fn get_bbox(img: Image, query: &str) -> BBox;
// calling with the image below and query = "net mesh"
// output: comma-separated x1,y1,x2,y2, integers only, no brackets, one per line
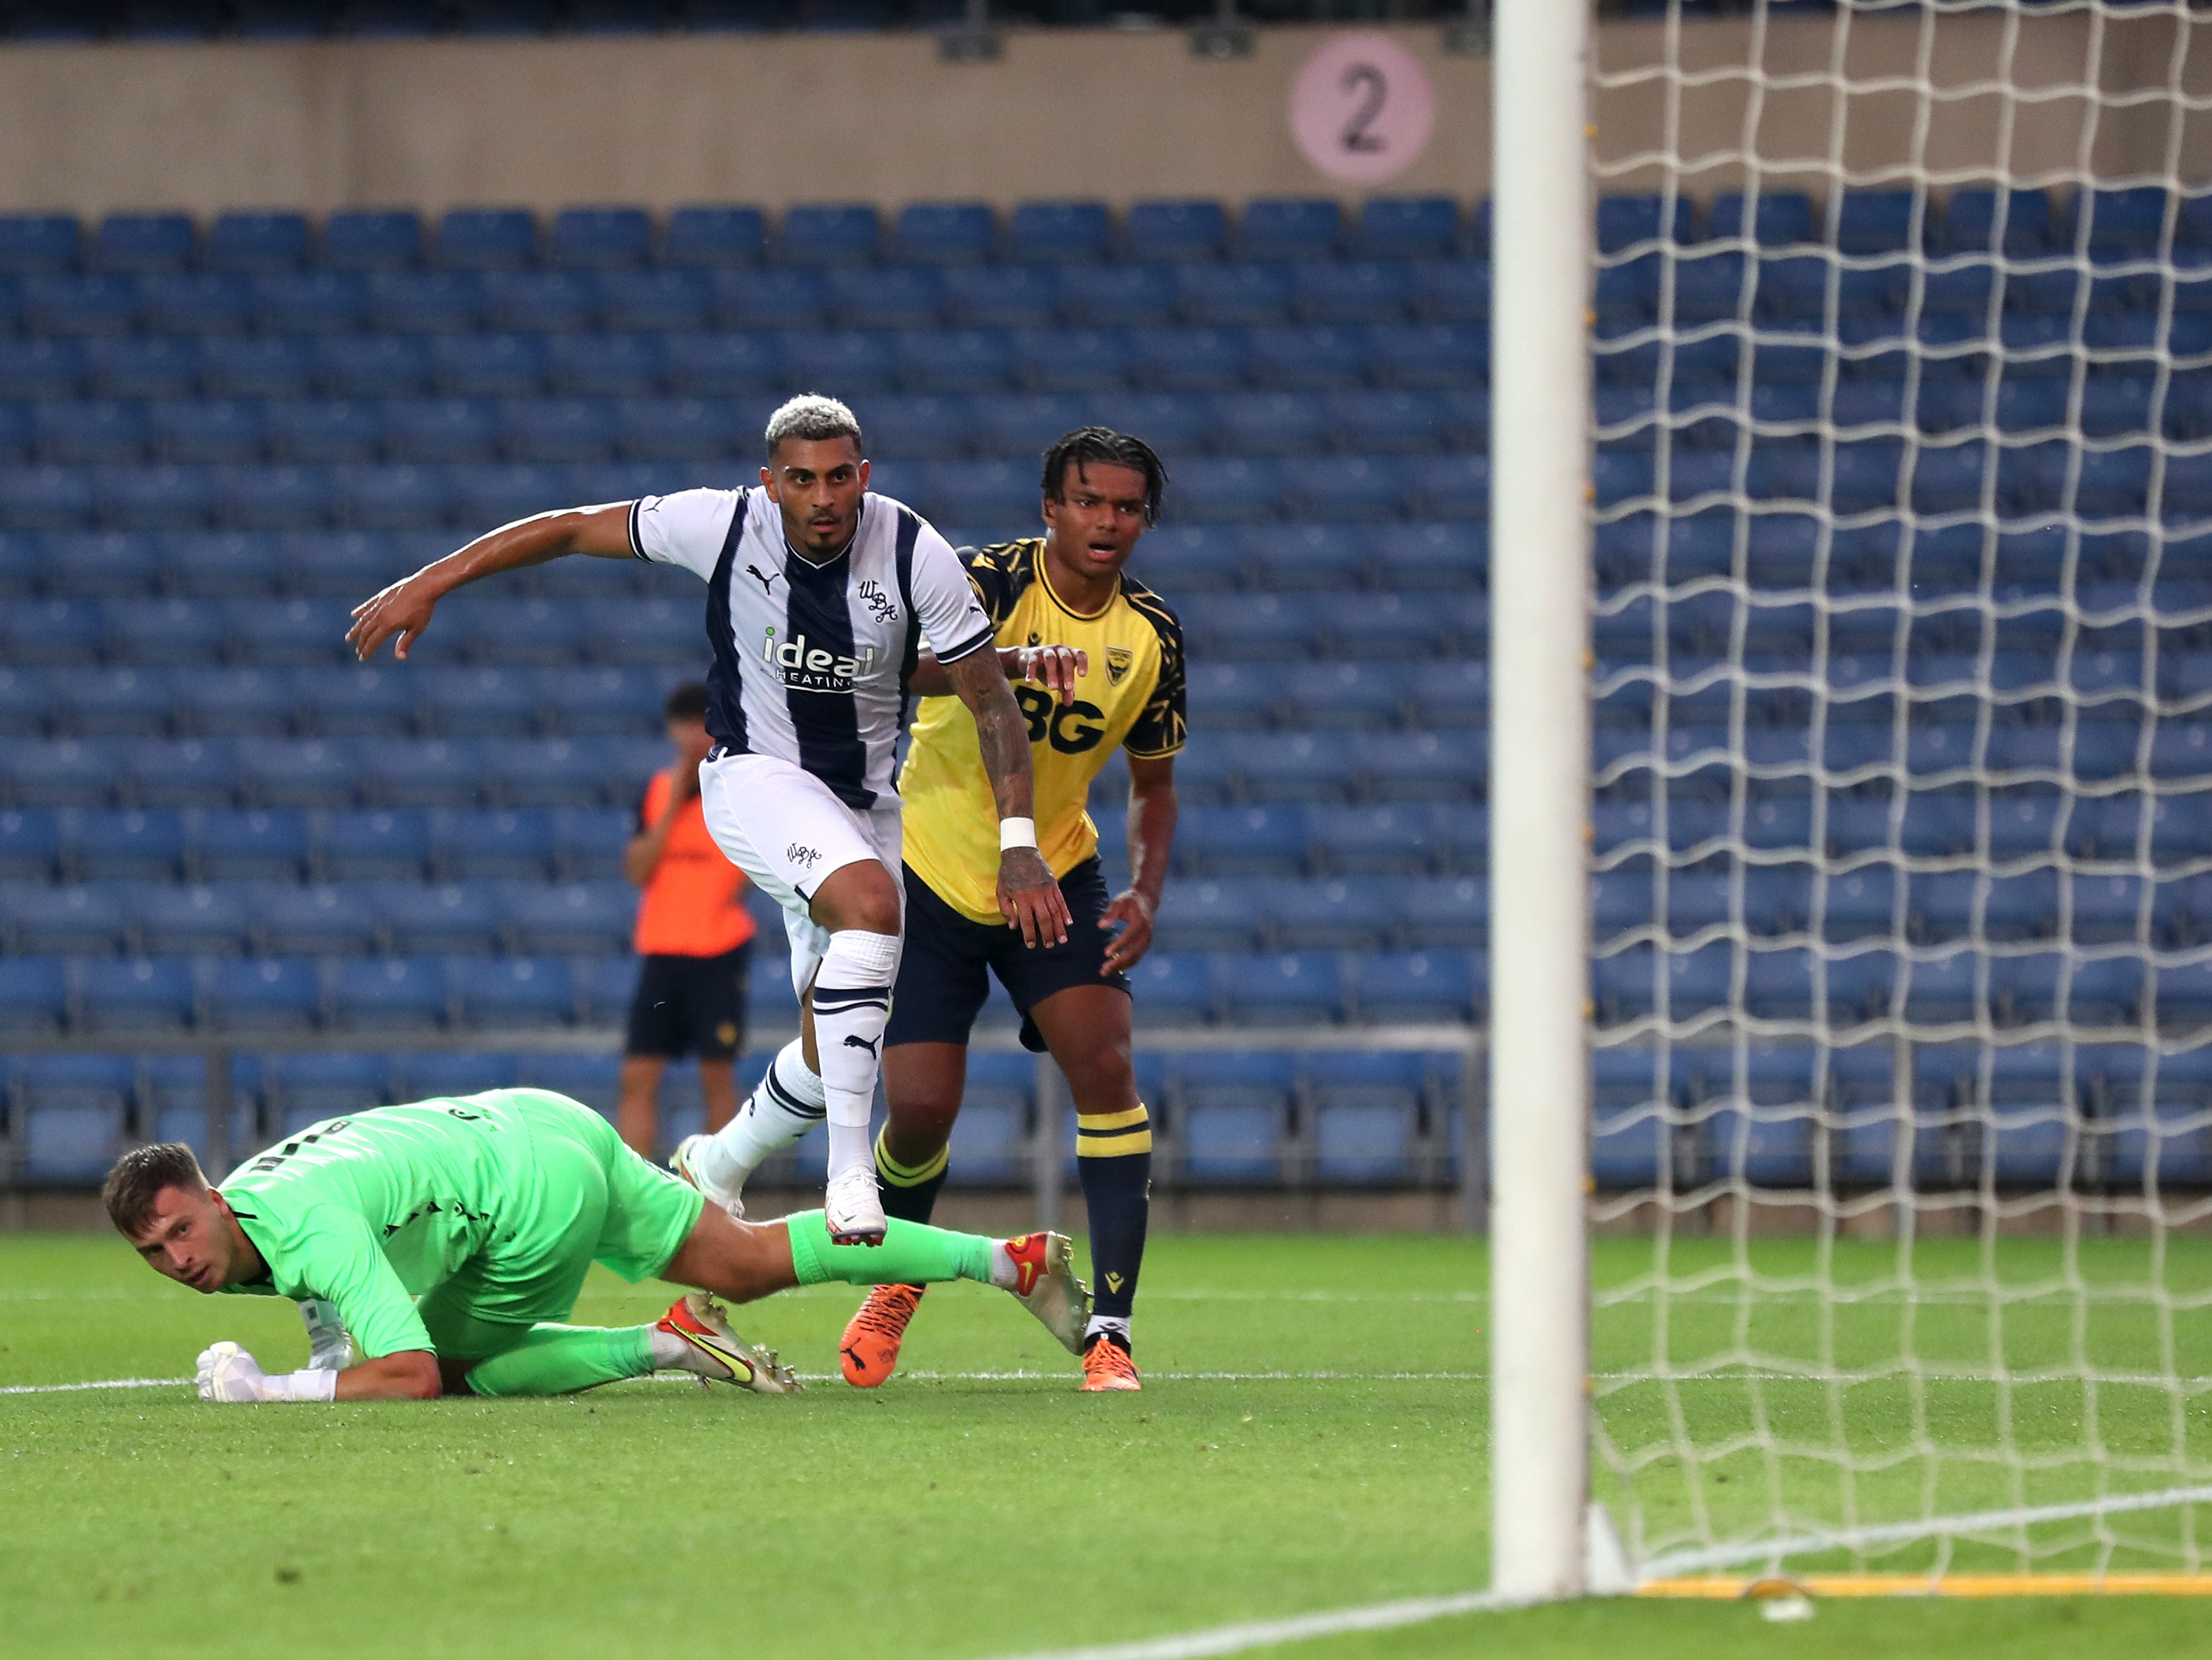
1585,0,2212,1581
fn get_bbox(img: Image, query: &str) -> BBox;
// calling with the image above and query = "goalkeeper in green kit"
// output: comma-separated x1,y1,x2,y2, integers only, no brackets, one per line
102,1088,1087,1402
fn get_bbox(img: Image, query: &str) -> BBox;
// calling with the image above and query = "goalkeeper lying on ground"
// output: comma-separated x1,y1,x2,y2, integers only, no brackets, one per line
102,1087,1088,1402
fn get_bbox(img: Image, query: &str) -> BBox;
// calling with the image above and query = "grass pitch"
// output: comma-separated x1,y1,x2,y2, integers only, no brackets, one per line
4,1229,2208,1659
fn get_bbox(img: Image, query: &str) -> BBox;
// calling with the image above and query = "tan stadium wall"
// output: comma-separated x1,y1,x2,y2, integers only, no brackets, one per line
0,8,2202,223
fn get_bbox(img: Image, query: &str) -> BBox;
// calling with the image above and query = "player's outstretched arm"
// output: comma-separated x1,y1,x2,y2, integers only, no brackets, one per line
347,501,635,663
196,1342,440,1402
908,644,1087,701
1102,753,1177,975
943,647,1073,948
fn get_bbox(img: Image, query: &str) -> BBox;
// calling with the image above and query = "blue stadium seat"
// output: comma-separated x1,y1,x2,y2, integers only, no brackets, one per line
1353,949,1478,1023
0,213,79,274
1152,876,1268,952
176,666,295,738
1940,185,2052,255
0,881,128,954
552,807,629,880
320,211,420,271
0,339,87,400
330,954,450,1029
1178,1086,1286,1183
202,956,321,1032
783,329,899,393
0,955,68,1032
1214,950,1344,1026
371,878,501,954
390,1052,522,1101
536,665,668,737
1268,876,1394,950
152,400,270,466
1309,804,1444,876
1242,198,1341,262
0,466,94,532
237,737,361,809
77,956,195,1032
355,736,487,808
550,206,650,269
1009,202,1111,264
208,211,309,272
22,1091,125,1183
611,395,739,459
56,662,174,733
1,734,120,805
944,1083,1026,1185
1178,263,1294,327
1391,876,1487,949
1058,264,1175,329
778,204,880,265
942,265,1062,329
1010,326,1130,393
1353,199,1460,261
664,206,767,268
575,954,640,1026
497,878,635,954
1174,803,1306,877
271,400,384,463
1293,260,1414,327
896,329,1014,394
1126,200,1226,263
1311,1093,1419,1184
189,808,307,881
263,1053,388,1123
710,268,830,330
249,881,379,956
456,955,576,1027
1123,950,1211,1027
893,202,996,265
34,420,138,496
316,808,434,881
65,807,185,881
141,272,253,334
593,597,706,666
828,266,946,329
517,1053,623,1114
481,270,600,333
499,399,616,463
434,208,537,270
1596,195,1693,253
0,804,60,877
91,212,193,274
1372,322,1488,389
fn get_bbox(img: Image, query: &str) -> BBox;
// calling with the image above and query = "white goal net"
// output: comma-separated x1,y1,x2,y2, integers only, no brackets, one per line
1583,0,2212,1586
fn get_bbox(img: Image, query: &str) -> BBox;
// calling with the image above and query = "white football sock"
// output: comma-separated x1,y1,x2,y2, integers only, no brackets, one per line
988,1239,1021,1289
1085,1315,1132,1347
700,1040,825,1194
810,930,900,1181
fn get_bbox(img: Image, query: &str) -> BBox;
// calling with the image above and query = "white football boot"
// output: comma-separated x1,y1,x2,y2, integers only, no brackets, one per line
823,1162,887,1246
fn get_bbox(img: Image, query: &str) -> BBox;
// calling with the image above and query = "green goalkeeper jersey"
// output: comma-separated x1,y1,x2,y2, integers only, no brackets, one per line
215,1091,630,1362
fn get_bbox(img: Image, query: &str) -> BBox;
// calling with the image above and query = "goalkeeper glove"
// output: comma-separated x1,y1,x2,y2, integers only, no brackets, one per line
195,1342,337,1404
299,1299,358,1372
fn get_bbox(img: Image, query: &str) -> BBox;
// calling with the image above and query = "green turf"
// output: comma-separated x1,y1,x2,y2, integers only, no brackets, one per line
4,1230,2208,1660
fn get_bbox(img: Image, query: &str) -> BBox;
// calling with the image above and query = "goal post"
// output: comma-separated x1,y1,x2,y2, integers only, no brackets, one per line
1488,0,1597,1605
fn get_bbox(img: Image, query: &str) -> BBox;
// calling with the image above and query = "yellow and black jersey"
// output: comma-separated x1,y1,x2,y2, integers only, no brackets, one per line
900,538,1186,925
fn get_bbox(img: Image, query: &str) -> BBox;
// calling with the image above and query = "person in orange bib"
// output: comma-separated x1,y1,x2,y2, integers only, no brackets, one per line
618,683,756,1157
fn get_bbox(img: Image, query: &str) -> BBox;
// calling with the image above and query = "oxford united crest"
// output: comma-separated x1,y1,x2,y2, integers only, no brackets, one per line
1106,645,1134,686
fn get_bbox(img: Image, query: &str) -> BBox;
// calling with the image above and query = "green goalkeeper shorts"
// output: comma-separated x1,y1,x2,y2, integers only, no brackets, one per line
412,1088,705,1364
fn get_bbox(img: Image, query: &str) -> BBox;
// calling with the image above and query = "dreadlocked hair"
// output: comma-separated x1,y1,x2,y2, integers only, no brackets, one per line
1040,427,1168,527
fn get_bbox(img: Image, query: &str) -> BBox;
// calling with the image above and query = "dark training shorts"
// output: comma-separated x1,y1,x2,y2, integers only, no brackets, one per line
886,857,1130,1050
625,948,750,1061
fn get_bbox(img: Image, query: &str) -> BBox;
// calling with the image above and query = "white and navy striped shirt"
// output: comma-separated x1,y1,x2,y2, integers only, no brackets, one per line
629,487,995,809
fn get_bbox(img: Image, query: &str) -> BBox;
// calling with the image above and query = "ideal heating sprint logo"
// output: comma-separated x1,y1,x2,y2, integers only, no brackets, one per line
762,627,877,693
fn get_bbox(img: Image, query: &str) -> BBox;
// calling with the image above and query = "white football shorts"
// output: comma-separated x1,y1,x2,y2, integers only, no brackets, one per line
697,751,905,1000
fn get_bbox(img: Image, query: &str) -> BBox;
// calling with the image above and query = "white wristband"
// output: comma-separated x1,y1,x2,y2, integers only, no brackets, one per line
272,1369,339,1402
999,817,1038,852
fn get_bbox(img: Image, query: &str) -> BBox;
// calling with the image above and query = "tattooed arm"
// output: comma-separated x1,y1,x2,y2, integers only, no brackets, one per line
943,647,1074,948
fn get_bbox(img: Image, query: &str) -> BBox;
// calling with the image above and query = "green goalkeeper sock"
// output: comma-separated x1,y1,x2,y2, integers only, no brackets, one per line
463,1324,656,1398
784,1210,995,1289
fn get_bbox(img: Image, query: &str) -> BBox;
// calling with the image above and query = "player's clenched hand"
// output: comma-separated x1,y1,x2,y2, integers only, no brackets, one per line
197,1341,276,1403
998,848,1072,949
1099,888,1157,975
347,571,442,663
1003,645,1087,704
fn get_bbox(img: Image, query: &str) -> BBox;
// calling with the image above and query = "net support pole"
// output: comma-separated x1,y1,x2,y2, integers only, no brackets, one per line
1488,0,1592,1605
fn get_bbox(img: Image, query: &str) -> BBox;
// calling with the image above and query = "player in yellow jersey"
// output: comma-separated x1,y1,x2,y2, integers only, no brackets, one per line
843,428,1183,1392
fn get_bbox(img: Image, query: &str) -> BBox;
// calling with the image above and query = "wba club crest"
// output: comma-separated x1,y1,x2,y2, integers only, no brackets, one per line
1106,646,1134,686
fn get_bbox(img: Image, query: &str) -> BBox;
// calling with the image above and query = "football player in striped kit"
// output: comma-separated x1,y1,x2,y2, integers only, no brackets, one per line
347,395,1070,1249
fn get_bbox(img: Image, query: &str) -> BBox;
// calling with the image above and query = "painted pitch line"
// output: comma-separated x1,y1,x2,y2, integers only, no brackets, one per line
0,1376,190,1395
980,1590,1513,1660
1640,1482,2212,1579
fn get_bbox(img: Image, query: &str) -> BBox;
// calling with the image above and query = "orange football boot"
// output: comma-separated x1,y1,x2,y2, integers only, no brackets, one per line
840,1282,925,1387
1080,1333,1141,1392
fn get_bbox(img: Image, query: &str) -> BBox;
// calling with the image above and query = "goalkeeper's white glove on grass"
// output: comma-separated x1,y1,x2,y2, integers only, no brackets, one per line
300,1299,358,1372
195,1342,337,1404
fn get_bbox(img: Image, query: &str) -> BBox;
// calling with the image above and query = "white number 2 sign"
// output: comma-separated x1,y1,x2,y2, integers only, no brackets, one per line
1289,32,1436,186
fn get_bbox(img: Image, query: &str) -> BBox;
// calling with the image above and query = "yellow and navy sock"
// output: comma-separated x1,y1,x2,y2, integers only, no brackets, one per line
876,1125,950,1218
1076,1101,1152,1344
